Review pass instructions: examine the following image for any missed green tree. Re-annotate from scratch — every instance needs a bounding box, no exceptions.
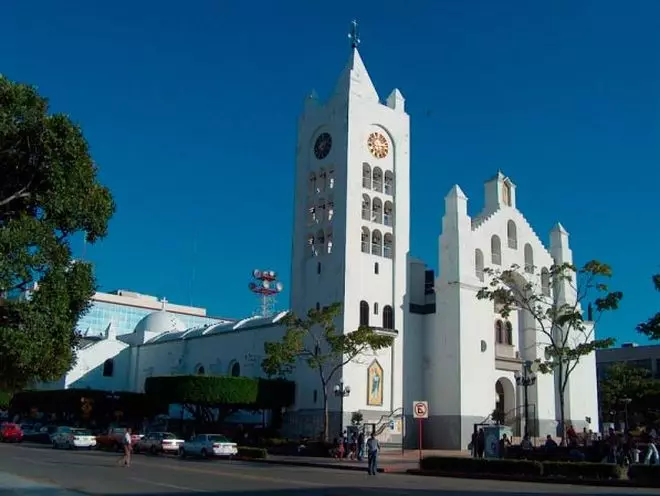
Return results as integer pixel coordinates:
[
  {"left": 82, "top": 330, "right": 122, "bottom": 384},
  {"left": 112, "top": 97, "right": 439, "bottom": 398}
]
[
  {"left": 261, "top": 302, "right": 394, "bottom": 441},
  {"left": 636, "top": 273, "right": 660, "bottom": 340},
  {"left": 599, "top": 362, "right": 660, "bottom": 424},
  {"left": 477, "top": 260, "right": 622, "bottom": 442},
  {"left": 0, "top": 75, "right": 115, "bottom": 392}
]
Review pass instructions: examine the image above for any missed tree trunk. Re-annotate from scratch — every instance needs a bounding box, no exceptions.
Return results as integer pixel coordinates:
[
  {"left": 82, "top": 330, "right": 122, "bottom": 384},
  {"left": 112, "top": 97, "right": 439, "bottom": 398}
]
[
  {"left": 322, "top": 385, "right": 329, "bottom": 442},
  {"left": 558, "top": 362, "right": 567, "bottom": 446}
]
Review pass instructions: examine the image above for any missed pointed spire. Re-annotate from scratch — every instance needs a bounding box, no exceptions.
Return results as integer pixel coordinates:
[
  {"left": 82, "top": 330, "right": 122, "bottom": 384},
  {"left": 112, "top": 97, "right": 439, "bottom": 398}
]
[
  {"left": 445, "top": 184, "right": 467, "bottom": 201},
  {"left": 551, "top": 222, "right": 568, "bottom": 235},
  {"left": 333, "top": 21, "right": 379, "bottom": 103},
  {"left": 386, "top": 89, "right": 405, "bottom": 112}
]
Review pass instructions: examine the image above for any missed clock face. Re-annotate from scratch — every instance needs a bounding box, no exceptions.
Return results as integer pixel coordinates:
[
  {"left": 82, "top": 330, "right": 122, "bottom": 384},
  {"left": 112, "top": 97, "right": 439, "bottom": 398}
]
[
  {"left": 367, "top": 132, "right": 389, "bottom": 159},
  {"left": 314, "top": 132, "right": 332, "bottom": 160}
]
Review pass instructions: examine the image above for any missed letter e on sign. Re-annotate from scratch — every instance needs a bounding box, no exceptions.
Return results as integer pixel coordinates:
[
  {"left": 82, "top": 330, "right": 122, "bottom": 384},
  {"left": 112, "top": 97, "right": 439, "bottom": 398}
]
[{"left": 412, "top": 401, "right": 428, "bottom": 419}]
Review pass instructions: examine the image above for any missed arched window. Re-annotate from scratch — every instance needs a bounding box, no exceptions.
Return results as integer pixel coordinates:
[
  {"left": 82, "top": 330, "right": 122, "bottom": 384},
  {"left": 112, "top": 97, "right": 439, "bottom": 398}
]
[
  {"left": 384, "top": 171, "right": 394, "bottom": 195},
  {"left": 491, "top": 235, "right": 502, "bottom": 265},
  {"left": 196, "top": 365, "right": 205, "bottom": 375},
  {"left": 383, "top": 233, "right": 393, "bottom": 258},
  {"left": 316, "top": 200, "right": 325, "bottom": 223},
  {"left": 317, "top": 262, "right": 321, "bottom": 274},
  {"left": 505, "top": 322, "right": 513, "bottom": 345},
  {"left": 361, "top": 227, "right": 370, "bottom": 253},
  {"left": 374, "top": 302, "right": 379, "bottom": 315},
  {"left": 307, "top": 233, "right": 316, "bottom": 257},
  {"left": 102, "top": 359, "right": 114, "bottom": 377},
  {"left": 372, "top": 197, "right": 383, "bottom": 224},
  {"left": 371, "top": 230, "right": 383, "bottom": 256},
  {"left": 359, "top": 301, "right": 370, "bottom": 327},
  {"left": 507, "top": 220, "right": 517, "bottom": 249},
  {"left": 231, "top": 362, "right": 240, "bottom": 377},
  {"left": 495, "top": 320, "right": 504, "bottom": 343},
  {"left": 326, "top": 229, "right": 333, "bottom": 254},
  {"left": 362, "top": 194, "right": 371, "bottom": 221},
  {"left": 475, "top": 249, "right": 484, "bottom": 281},
  {"left": 382, "top": 305, "right": 394, "bottom": 330},
  {"left": 328, "top": 169, "right": 335, "bottom": 190},
  {"left": 541, "top": 267, "right": 551, "bottom": 296},
  {"left": 502, "top": 181, "right": 511, "bottom": 206},
  {"left": 313, "top": 390, "right": 318, "bottom": 404},
  {"left": 524, "top": 243, "right": 534, "bottom": 273},
  {"left": 362, "top": 163, "right": 372, "bottom": 189},
  {"left": 308, "top": 173, "right": 316, "bottom": 195},
  {"left": 327, "top": 200, "right": 334, "bottom": 221},
  {"left": 316, "top": 230, "right": 325, "bottom": 254},
  {"left": 383, "top": 201, "right": 393, "bottom": 226},
  {"left": 372, "top": 167, "right": 383, "bottom": 192},
  {"left": 318, "top": 169, "right": 327, "bottom": 192},
  {"left": 307, "top": 204, "right": 316, "bottom": 225}
]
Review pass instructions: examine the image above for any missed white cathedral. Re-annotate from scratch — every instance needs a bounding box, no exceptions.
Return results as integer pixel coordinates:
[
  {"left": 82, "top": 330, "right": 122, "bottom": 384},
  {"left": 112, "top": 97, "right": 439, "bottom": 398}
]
[{"left": 42, "top": 37, "right": 599, "bottom": 450}]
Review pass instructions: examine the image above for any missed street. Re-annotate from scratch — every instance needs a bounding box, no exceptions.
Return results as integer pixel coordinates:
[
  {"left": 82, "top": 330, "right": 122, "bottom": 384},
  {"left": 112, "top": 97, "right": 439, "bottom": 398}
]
[{"left": 0, "top": 442, "right": 656, "bottom": 496}]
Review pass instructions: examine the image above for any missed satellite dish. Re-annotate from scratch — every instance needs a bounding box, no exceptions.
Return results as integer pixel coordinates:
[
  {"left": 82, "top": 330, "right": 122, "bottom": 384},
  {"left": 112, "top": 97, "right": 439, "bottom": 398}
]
[
  {"left": 262, "top": 280, "right": 270, "bottom": 289},
  {"left": 275, "top": 282, "right": 283, "bottom": 292},
  {"left": 269, "top": 271, "right": 276, "bottom": 277},
  {"left": 253, "top": 269, "right": 261, "bottom": 278}
]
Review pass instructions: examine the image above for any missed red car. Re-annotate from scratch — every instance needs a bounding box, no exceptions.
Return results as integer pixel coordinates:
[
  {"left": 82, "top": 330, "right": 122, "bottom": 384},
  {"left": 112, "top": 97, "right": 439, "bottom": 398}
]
[{"left": 0, "top": 423, "right": 23, "bottom": 443}]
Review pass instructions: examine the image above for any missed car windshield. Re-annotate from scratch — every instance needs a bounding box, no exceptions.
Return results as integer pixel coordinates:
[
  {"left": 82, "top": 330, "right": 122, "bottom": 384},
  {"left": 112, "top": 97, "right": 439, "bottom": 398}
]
[
  {"left": 162, "top": 433, "right": 177, "bottom": 439},
  {"left": 72, "top": 429, "right": 92, "bottom": 436},
  {"left": 208, "top": 435, "right": 229, "bottom": 443}
]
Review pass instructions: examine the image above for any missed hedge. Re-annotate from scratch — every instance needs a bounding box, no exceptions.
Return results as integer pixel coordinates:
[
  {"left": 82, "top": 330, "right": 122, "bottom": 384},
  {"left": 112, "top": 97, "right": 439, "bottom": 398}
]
[
  {"left": 237, "top": 447, "right": 268, "bottom": 459},
  {"left": 144, "top": 376, "right": 295, "bottom": 409},
  {"left": 628, "top": 464, "right": 660, "bottom": 483},
  {"left": 420, "top": 457, "right": 625, "bottom": 480}
]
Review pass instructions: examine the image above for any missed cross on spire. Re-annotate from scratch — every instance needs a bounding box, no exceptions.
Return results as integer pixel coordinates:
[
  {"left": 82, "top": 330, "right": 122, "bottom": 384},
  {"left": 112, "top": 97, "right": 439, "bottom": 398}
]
[{"left": 348, "top": 20, "right": 360, "bottom": 48}]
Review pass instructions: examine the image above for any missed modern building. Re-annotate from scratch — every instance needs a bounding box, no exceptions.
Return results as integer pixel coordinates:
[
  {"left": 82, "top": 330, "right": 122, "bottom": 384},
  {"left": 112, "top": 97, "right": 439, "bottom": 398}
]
[
  {"left": 596, "top": 343, "right": 660, "bottom": 379},
  {"left": 41, "top": 29, "right": 599, "bottom": 450}
]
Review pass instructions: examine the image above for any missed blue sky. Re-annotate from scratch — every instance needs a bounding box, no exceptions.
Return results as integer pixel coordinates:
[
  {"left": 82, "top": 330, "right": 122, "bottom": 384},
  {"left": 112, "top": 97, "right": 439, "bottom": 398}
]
[{"left": 2, "top": 1, "right": 658, "bottom": 345}]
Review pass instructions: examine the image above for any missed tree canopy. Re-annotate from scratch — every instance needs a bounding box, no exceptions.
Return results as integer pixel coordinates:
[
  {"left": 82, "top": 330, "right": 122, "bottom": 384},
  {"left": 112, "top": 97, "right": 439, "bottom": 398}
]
[
  {"left": 636, "top": 274, "right": 660, "bottom": 341},
  {"left": 261, "top": 302, "right": 394, "bottom": 440},
  {"left": 0, "top": 75, "right": 115, "bottom": 391},
  {"left": 599, "top": 362, "right": 660, "bottom": 423},
  {"left": 477, "top": 260, "right": 622, "bottom": 439}
]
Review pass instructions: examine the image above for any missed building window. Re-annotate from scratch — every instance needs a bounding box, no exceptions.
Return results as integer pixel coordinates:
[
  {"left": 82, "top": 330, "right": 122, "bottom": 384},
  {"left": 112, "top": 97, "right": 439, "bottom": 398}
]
[
  {"left": 424, "top": 270, "right": 435, "bottom": 295},
  {"left": 507, "top": 220, "right": 517, "bottom": 249},
  {"left": 362, "top": 194, "right": 371, "bottom": 221},
  {"left": 316, "top": 302, "right": 320, "bottom": 311},
  {"left": 102, "top": 359, "right": 114, "bottom": 377},
  {"left": 505, "top": 322, "right": 513, "bottom": 345},
  {"left": 541, "top": 268, "right": 551, "bottom": 296},
  {"left": 384, "top": 171, "right": 394, "bottom": 195},
  {"left": 475, "top": 249, "right": 484, "bottom": 282},
  {"left": 196, "top": 365, "right": 205, "bottom": 375},
  {"left": 502, "top": 181, "right": 511, "bottom": 206},
  {"left": 524, "top": 243, "right": 534, "bottom": 273},
  {"left": 374, "top": 303, "right": 379, "bottom": 315},
  {"left": 326, "top": 230, "right": 333, "bottom": 254},
  {"left": 317, "top": 262, "right": 321, "bottom": 275},
  {"left": 313, "top": 390, "right": 318, "bottom": 404},
  {"left": 383, "top": 201, "right": 393, "bottom": 226},
  {"left": 383, "top": 305, "right": 394, "bottom": 330},
  {"left": 371, "top": 230, "right": 383, "bottom": 256},
  {"left": 383, "top": 233, "right": 393, "bottom": 259},
  {"left": 372, "top": 197, "right": 383, "bottom": 224},
  {"left": 361, "top": 227, "right": 370, "bottom": 254},
  {"left": 362, "top": 163, "right": 372, "bottom": 189},
  {"left": 372, "top": 167, "right": 383, "bottom": 192},
  {"left": 359, "top": 301, "right": 369, "bottom": 327},
  {"left": 374, "top": 262, "right": 379, "bottom": 274},
  {"left": 491, "top": 235, "right": 502, "bottom": 265},
  {"left": 231, "top": 362, "right": 240, "bottom": 377},
  {"left": 495, "top": 320, "right": 504, "bottom": 344}
]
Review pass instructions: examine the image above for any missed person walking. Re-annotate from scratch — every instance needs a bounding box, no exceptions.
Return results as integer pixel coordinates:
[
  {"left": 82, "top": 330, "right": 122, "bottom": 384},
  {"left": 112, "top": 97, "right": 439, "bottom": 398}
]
[
  {"left": 366, "top": 432, "right": 380, "bottom": 475},
  {"left": 357, "top": 430, "right": 365, "bottom": 461},
  {"left": 117, "top": 428, "right": 133, "bottom": 467}
]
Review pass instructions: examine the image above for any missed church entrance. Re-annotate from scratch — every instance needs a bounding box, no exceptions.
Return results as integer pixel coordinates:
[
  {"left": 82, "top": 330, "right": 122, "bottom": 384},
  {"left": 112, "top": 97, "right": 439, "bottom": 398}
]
[{"left": 494, "top": 378, "right": 515, "bottom": 425}]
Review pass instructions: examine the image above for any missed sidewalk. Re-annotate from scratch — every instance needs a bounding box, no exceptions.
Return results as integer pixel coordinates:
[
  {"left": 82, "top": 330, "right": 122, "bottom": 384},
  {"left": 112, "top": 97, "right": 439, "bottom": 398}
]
[
  {"left": 0, "top": 471, "right": 85, "bottom": 495},
  {"left": 236, "top": 449, "right": 469, "bottom": 474}
]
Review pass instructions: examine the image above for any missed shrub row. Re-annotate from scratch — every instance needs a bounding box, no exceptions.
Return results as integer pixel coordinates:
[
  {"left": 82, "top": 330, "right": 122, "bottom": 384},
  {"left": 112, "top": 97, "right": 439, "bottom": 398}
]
[
  {"left": 420, "top": 457, "right": 626, "bottom": 480},
  {"left": 237, "top": 447, "right": 268, "bottom": 459}
]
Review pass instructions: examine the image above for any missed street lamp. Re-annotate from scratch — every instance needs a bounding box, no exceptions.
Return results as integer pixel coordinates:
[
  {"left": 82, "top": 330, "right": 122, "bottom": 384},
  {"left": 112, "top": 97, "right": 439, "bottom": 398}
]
[
  {"left": 514, "top": 360, "right": 538, "bottom": 437},
  {"left": 621, "top": 397, "right": 632, "bottom": 432},
  {"left": 334, "top": 382, "right": 351, "bottom": 434}
]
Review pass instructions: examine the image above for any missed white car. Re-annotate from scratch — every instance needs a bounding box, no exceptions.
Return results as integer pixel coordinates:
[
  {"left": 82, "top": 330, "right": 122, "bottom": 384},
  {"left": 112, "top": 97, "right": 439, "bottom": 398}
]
[
  {"left": 179, "top": 434, "right": 238, "bottom": 459},
  {"left": 51, "top": 427, "right": 96, "bottom": 449},
  {"left": 135, "top": 432, "right": 184, "bottom": 454}
]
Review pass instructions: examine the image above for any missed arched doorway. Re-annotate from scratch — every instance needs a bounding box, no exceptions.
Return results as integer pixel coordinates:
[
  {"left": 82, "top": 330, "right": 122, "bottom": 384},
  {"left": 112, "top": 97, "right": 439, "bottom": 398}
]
[{"left": 494, "top": 378, "right": 515, "bottom": 424}]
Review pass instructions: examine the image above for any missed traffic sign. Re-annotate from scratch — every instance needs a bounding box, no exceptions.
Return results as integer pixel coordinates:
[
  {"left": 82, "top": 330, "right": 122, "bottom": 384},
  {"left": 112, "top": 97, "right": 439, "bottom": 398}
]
[{"left": 413, "top": 401, "right": 428, "bottom": 419}]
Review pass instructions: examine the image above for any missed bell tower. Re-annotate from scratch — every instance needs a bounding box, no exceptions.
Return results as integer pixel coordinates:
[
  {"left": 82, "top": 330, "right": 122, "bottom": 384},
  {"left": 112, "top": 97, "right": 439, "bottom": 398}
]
[{"left": 289, "top": 22, "right": 410, "bottom": 432}]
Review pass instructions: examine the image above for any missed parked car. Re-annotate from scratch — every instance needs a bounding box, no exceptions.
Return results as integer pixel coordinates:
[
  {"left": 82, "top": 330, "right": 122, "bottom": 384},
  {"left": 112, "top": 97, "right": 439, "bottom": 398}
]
[
  {"left": 51, "top": 427, "right": 97, "bottom": 450},
  {"left": 134, "top": 432, "right": 184, "bottom": 455},
  {"left": 96, "top": 427, "right": 143, "bottom": 451},
  {"left": 179, "top": 434, "right": 238, "bottom": 459},
  {"left": 0, "top": 423, "right": 23, "bottom": 443}
]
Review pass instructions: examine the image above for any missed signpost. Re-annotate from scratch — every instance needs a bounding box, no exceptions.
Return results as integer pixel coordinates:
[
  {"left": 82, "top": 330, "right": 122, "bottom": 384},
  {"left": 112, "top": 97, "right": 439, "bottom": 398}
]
[{"left": 412, "top": 401, "right": 428, "bottom": 461}]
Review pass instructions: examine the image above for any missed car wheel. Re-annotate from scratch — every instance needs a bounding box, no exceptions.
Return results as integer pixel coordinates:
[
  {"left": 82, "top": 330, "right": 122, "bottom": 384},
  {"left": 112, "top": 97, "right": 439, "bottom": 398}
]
[
  {"left": 179, "top": 448, "right": 186, "bottom": 459},
  {"left": 150, "top": 445, "right": 157, "bottom": 455},
  {"left": 200, "top": 448, "right": 208, "bottom": 459},
  {"left": 52, "top": 441, "right": 57, "bottom": 449}
]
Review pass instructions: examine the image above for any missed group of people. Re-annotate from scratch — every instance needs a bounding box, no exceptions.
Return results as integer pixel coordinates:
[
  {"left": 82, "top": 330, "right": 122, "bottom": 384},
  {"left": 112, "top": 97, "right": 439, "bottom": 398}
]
[{"left": 332, "top": 429, "right": 381, "bottom": 475}]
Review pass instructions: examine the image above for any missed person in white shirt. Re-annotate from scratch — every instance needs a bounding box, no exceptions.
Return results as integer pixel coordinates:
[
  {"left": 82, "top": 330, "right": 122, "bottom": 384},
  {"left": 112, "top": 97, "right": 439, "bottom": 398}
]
[
  {"left": 116, "top": 428, "right": 133, "bottom": 467},
  {"left": 366, "top": 432, "right": 380, "bottom": 475}
]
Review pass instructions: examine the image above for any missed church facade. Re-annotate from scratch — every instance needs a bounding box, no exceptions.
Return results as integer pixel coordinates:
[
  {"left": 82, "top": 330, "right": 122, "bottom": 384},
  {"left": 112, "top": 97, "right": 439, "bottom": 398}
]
[{"left": 41, "top": 39, "right": 599, "bottom": 450}]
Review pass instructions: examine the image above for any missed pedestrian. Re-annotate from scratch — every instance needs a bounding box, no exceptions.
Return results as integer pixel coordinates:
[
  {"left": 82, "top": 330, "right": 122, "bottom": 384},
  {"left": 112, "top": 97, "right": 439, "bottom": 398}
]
[
  {"left": 366, "top": 432, "right": 380, "bottom": 475},
  {"left": 476, "top": 428, "right": 485, "bottom": 459},
  {"left": 117, "top": 427, "right": 132, "bottom": 467},
  {"left": 357, "top": 430, "right": 365, "bottom": 461}
]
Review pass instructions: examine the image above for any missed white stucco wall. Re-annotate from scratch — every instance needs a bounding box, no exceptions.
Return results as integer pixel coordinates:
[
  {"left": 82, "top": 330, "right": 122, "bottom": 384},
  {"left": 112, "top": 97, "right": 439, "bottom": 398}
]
[{"left": 65, "top": 338, "right": 130, "bottom": 391}]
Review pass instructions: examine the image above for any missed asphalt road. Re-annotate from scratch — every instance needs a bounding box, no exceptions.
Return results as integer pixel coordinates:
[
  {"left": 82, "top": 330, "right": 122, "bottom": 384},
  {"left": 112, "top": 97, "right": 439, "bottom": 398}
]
[{"left": 0, "top": 442, "right": 656, "bottom": 496}]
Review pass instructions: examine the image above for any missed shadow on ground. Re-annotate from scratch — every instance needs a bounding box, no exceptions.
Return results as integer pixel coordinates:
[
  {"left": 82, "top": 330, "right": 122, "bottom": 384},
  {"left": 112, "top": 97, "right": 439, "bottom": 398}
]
[{"left": 0, "top": 489, "right": 646, "bottom": 496}]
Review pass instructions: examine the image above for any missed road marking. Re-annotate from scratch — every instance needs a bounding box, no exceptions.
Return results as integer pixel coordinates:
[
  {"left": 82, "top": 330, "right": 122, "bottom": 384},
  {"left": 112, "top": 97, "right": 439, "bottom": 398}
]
[{"left": 130, "top": 476, "right": 204, "bottom": 492}]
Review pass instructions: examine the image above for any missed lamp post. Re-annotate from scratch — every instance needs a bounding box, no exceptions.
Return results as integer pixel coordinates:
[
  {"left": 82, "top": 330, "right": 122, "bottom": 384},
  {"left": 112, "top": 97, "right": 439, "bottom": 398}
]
[
  {"left": 334, "top": 382, "right": 351, "bottom": 435},
  {"left": 514, "top": 360, "right": 538, "bottom": 437},
  {"left": 621, "top": 397, "right": 632, "bottom": 432}
]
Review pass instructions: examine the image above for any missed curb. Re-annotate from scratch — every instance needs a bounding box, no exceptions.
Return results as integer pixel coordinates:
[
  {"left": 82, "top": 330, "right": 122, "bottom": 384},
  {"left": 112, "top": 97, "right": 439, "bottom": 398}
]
[
  {"left": 232, "top": 457, "right": 402, "bottom": 473},
  {"left": 406, "top": 469, "right": 660, "bottom": 488}
]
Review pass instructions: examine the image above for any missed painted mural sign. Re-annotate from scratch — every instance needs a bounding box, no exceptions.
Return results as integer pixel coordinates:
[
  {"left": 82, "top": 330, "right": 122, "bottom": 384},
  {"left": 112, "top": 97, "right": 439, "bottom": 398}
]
[{"left": 367, "top": 359, "right": 383, "bottom": 406}]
